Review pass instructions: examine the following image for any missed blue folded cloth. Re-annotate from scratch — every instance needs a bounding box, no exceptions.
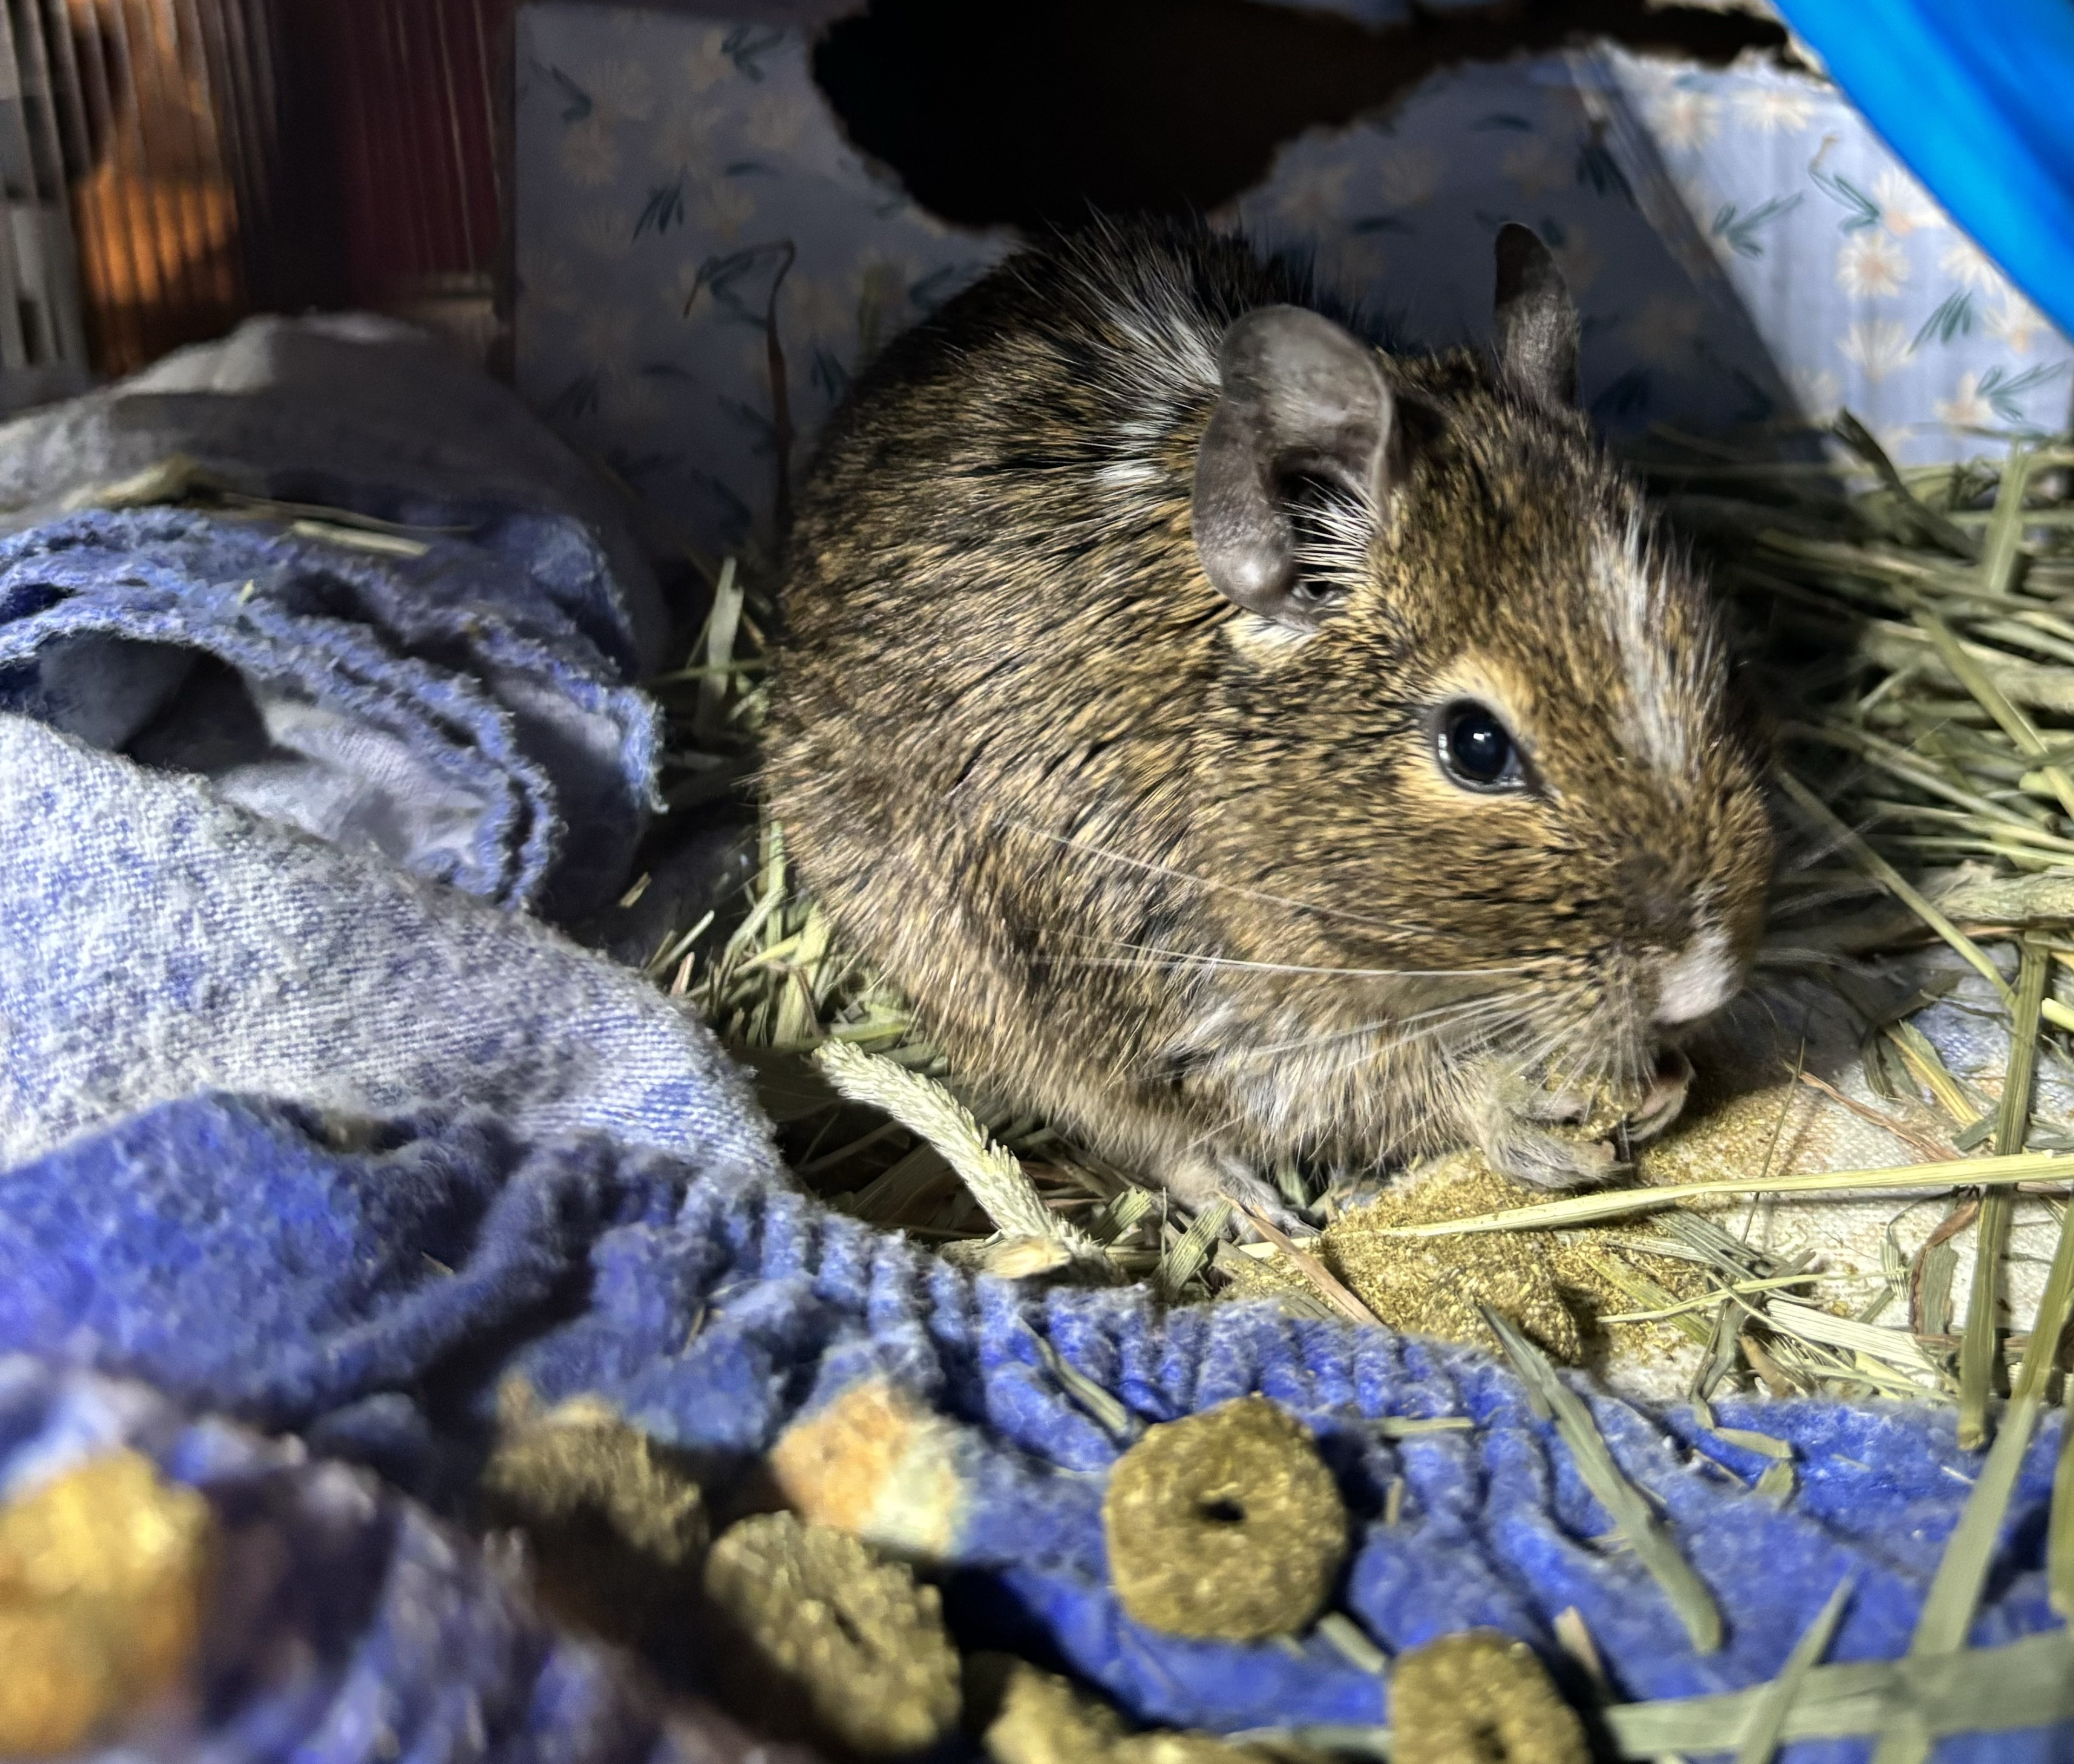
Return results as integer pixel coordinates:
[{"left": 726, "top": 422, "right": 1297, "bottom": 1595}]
[
  {"left": 0, "top": 312, "right": 677, "bottom": 920},
  {"left": 3, "top": 1089, "right": 2065, "bottom": 1755},
  {"left": 0, "top": 313, "right": 669, "bottom": 672},
  {"left": 0, "top": 506, "right": 659, "bottom": 917},
  {"left": 1776, "top": 0, "right": 2074, "bottom": 345}
]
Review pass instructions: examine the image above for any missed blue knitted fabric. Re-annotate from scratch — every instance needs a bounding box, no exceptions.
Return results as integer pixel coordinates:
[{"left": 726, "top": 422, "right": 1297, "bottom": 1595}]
[
  {"left": 2, "top": 1091, "right": 2066, "bottom": 1761},
  {"left": 0, "top": 1355, "right": 818, "bottom": 1764},
  {"left": 0, "top": 503, "right": 659, "bottom": 920}
]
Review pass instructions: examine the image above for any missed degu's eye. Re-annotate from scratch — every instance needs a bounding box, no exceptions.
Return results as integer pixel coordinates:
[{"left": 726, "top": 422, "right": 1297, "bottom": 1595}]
[{"left": 1434, "top": 701, "right": 1525, "bottom": 792}]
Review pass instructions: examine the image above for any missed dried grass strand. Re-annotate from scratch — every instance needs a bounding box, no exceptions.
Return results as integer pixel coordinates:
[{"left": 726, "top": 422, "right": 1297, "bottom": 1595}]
[
  {"left": 812, "top": 1040, "right": 1102, "bottom": 1263},
  {"left": 1483, "top": 1305, "right": 1721, "bottom": 1654},
  {"left": 1373, "top": 1154, "right": 2072, "bottom": 1238}
]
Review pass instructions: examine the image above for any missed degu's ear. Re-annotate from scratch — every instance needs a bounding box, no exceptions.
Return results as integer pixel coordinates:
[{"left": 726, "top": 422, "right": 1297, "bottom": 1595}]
[
  {"left": 1492, "top": 222, "right": 1580, "bottom": 410},
  {"left": 1191, "top": 304, "right": 1395, "bottom": 630}
]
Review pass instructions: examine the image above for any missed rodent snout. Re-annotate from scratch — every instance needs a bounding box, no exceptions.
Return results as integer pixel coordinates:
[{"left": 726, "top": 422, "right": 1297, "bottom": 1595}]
[{"left": 1650, "top": 924, "right": 1741, "bottom": 1027}]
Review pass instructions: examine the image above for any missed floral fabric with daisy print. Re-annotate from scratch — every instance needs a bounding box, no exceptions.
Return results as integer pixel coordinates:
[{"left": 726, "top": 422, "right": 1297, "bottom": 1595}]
[
  {"left": 515, "top": 4, "right": 1016, "bottom": 561},
  {"left": 1603, "top": 46, "right": 2072, "bottom": 462},
  {"left": 515, "top": 5, "right": 2073, "bottom": 565}
]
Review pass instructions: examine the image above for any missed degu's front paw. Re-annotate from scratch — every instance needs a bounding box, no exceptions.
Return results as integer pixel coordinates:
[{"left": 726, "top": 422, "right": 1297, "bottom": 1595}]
[
  {"left": 1471, "top": 1098, "right": 1621, "bottom": 1191},
  {"left": 1156, "top": 1153, "right": 1314, "bottom": 1241},
  {"left": 1466, "top": 1050, "right": 1692, "bottom": 1192}
]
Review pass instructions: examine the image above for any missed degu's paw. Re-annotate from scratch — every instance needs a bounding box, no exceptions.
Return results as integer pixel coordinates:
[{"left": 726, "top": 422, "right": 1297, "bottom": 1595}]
[
  {"left": 1156, "top": 1153, "right": 1315, "bottom": 1241},
  {"left": 1474, "top": 1108, "right": 1622, "bottom": 1191},
  {"left": 1467, "top": 1050, "right": 1692, "bottom": 1192}
]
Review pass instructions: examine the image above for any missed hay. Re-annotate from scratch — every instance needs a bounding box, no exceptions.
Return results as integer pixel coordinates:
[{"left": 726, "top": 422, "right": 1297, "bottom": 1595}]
[{"left": 1484, "top": 1307, "right": 1723, "bottom": 1655}]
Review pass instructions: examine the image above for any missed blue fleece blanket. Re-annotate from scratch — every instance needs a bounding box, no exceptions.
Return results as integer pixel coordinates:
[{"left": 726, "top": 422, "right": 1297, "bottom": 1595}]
[
  {"left": 0, "top": 717, "right": 775, "bottom": 1174},
  {"left": 0, "top": 311, "right": 674, "bottom": 924},
  {"left": 0, "top": 505, "right": 657, "bottom": 918},
  {"left": 2, "top": 1089, "right": 2067, "bottom": 1760}
]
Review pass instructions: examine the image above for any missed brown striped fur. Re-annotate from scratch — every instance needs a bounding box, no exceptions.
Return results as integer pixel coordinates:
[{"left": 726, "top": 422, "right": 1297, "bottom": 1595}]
[{"left": 764, "top": 220, "right": 1773, "bottom": 1224}]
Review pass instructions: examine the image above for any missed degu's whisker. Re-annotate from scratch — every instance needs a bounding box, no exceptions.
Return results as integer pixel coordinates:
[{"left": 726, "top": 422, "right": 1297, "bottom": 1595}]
[
  {"left": 1292, "top": 993, "right": 1552, "bottom": 1068},
  {"left": 1391, "top": 991, "right": 1551, "bottom": 1033},
  {"left": 1201, "top": 1017, "right": 1397, "bottom": 1068},
  {"left": 1149, "top": 987, "right": 1540, "bottom": 1079},
  {"left": 996, "top": 819, "right": 1434, "bottom": 938},
  {"left": 1311, "top": 991, "right": 1534, "bottom": 1050},
  {"left": 1515, "top": 1011, "right": 1648, "bottom": 1099},
  {"left": 1181, "top": 1104, "right": 1265, "bottom": 1157},
  {"left": 1474, "top": 1007, "right": 1594, "bottom": 1080},
  {"left": 1042, "top": 942, "right": 1539, "bottom": 983}
]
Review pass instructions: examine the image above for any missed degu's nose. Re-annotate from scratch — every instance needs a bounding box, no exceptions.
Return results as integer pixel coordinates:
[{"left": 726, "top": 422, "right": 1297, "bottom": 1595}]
[{"left": 1652, "top": 924, "right": 1738, "bottom": 1026}]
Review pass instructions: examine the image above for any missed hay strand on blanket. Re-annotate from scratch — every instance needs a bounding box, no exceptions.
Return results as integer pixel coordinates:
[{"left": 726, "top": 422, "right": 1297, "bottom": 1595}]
[
  {"left": 1734, "top": 1573, "right": 1856, "bottom": 1764},
  {"left": 1960, "top": 937, "right": 2051, "bottom": 1445},
  {"left": 1616, "top": 1628, "right": 2074, "bottom": 1754},
  {"left": 2053, "top": 1403, "right": 2074, "bottom": 1618},
  {"left": 2017, "top": 1189, "right": 2074, "bottom": 1617},
  {"left": 1885, "top": 1159, "right": 2074, "bottom": 1764},
  {"left": 2015, "top": 1196, "right": 2074, "bottom": 1411},
  {"left": 1482, "top": 1306, "right": 1722, "bottom": 1654},
  {"left": 1262, "top": 1629, "right": 2074, "bottom": 1756}
]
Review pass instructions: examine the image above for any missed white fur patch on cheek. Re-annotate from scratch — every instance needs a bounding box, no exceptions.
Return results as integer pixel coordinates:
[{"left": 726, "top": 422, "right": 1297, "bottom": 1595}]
[{"left": 1654, "top": 924, "right": 1738, "bottom": 1025}]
